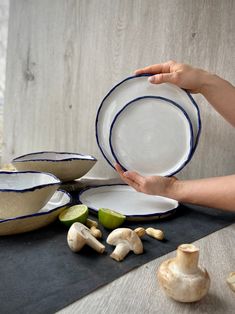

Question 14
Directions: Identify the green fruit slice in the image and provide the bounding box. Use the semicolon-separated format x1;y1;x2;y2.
98;208;126;229
59;204;88;227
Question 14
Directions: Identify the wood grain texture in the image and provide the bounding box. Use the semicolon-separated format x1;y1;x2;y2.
3;0;235;179
57;223;235;314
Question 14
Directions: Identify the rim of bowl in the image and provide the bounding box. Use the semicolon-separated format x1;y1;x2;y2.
0;189;72;223
12;151;97;163
0;170;61;192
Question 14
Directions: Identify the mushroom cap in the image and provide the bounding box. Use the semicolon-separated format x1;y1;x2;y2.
67;222;88;252
107;228;143;254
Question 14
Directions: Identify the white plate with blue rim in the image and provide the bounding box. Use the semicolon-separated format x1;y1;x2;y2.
78;184;178;221
96;74;201;170
109;96;193;176
0;190;71;235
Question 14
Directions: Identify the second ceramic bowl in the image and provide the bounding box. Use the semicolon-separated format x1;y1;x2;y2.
12;151;97;182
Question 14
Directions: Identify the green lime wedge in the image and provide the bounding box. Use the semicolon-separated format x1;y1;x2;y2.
59;204;88;227
98;208;126;230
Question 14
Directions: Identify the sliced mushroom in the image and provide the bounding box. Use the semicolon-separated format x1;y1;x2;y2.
107;228;143;262
67;222;105;253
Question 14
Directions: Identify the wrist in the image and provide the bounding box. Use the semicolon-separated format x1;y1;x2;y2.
168;179;186;202
197;70;222;95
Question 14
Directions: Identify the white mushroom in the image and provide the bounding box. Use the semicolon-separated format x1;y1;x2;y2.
157;243;210;302
107;228;143;262
227;272;235;292
86;218;102;238
134;227;146;238
67;222;105;253
146;227;164;240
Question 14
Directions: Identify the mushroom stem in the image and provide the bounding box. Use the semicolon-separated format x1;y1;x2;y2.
86;218;102;238
80;227;105;253
86;218;98;228
146;228;164;241
110;242;131;261
176;244;199;274
134;227;146;238
90;226;102;238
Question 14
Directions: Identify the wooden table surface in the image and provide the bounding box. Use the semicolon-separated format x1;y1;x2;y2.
57;222;235;314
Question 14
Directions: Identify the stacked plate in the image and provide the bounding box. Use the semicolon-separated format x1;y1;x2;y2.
96;74;201;176
79;74;201;221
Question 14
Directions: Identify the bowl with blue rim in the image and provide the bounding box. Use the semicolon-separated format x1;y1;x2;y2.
12;151;97;182
0;171;61;219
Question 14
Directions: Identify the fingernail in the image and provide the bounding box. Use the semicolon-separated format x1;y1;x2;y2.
148;76;155;83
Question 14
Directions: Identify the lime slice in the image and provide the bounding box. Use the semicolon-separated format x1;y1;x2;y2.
98;208;126;229
59;204;88;227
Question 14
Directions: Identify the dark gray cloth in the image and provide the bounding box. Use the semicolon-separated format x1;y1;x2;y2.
0;204;234;314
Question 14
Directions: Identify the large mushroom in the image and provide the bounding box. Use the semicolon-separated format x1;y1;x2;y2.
157;243;210;302
107;228;143;261
67;222;105;253
227;272;235;292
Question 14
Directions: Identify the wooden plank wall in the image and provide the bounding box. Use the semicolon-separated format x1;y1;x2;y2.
3;0;235;179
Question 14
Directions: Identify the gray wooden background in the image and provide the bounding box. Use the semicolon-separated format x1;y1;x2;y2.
3;0;235;179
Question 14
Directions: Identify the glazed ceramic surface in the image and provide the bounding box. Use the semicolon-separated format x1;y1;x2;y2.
109;96;193;176
0;171;61;219
0;190;71;235
12;151;97;182
96;74;201;168
78;184;178;221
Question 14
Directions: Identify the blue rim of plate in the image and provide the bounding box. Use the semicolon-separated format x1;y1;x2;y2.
77;184;178;220
0;189;72;223
95;73;201;169
0;170;61;192
12;151;97;163
109;95;194;177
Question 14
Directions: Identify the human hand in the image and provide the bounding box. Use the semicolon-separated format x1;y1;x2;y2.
135;60;209;94
115;164;178;197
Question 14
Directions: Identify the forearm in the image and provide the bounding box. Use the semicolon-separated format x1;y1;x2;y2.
199;72;235;127
171;175;235;212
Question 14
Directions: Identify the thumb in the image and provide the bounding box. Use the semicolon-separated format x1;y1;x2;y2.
148;73;175;84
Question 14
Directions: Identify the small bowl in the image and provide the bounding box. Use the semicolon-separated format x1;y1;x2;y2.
12;151;97;182
0;171;61;219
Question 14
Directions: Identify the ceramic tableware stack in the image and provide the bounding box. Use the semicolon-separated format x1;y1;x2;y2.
0;152;97;235
78;74;201;221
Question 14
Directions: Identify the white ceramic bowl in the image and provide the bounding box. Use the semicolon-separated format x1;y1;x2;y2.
0;171;61;219
12;151;97;182
0;190;71;235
